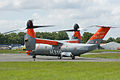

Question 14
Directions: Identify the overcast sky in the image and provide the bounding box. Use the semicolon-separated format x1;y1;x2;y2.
0;0;120;39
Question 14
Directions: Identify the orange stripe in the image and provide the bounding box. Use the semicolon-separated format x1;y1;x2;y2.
36;39;58;45
66;40;79;43
27;29;35;38
89;27;110;40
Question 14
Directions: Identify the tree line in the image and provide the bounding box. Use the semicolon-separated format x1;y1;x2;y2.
0;32;120;45
0;32;69;45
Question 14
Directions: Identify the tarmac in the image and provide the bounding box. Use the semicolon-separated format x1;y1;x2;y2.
0;53;120;62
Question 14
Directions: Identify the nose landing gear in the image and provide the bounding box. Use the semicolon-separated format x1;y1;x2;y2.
71;54;75;59
58;54;63;59
32;55;36;61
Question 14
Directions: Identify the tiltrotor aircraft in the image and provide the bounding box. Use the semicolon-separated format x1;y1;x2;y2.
23;20;112;60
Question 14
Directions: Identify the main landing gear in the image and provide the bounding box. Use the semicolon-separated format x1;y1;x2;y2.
58;55;62;59
32;55;36;61
71;55;75;59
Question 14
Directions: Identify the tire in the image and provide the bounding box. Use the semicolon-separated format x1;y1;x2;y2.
33;55;36;58
58;55;62;59
71;55;75;59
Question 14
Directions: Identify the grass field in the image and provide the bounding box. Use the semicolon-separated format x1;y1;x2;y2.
81;53;120;59
0;49;22;53
0;62;120;80
90;49;120;53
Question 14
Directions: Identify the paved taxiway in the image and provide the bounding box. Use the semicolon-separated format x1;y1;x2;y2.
0;53;120;62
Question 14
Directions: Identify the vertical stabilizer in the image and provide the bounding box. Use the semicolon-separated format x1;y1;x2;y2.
86;27;110;44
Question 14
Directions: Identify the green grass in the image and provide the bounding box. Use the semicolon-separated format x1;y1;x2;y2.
0;49;22;53
90;49;120;53
0;62;120;80
81;53;120;59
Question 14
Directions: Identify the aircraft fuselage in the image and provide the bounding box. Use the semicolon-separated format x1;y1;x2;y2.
31;43;98;56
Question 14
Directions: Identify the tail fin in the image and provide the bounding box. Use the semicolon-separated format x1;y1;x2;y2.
86;27;110;44
72;31;82;43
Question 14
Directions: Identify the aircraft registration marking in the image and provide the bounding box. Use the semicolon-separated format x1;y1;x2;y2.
49;50;62;55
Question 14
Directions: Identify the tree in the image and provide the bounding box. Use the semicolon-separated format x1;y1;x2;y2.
106;37;115;43
101;40;107;43
51;32;57;40
35;32;69;40
4;34;9;44
7;33;19;44
18;32;25;45
0;33;5;44
35;32;41;38
82;32;93;43
116;37;120;43
56;31;69;40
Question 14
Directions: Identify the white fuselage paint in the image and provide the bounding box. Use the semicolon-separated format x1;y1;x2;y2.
34;43;98;56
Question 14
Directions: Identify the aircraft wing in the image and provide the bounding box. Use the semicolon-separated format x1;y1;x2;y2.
36;39;63;46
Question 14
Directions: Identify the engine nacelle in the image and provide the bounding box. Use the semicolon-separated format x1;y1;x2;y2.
24;34;36;51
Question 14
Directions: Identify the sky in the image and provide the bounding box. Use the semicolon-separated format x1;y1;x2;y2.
0;0;120;40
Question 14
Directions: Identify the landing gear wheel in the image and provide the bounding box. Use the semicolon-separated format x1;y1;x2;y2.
58;55;62;59
79;54;81;57
71;55;75;59
32;55;36;61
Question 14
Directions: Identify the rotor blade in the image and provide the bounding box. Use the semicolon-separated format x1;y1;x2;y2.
56;28;88;32
3;28;26;34
96;25;117;28
27;25;54;29
61;29;76;32
3;29;19;34
56;29;80;32
87;25;98;27
82;28;88;31
88;25;117;28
